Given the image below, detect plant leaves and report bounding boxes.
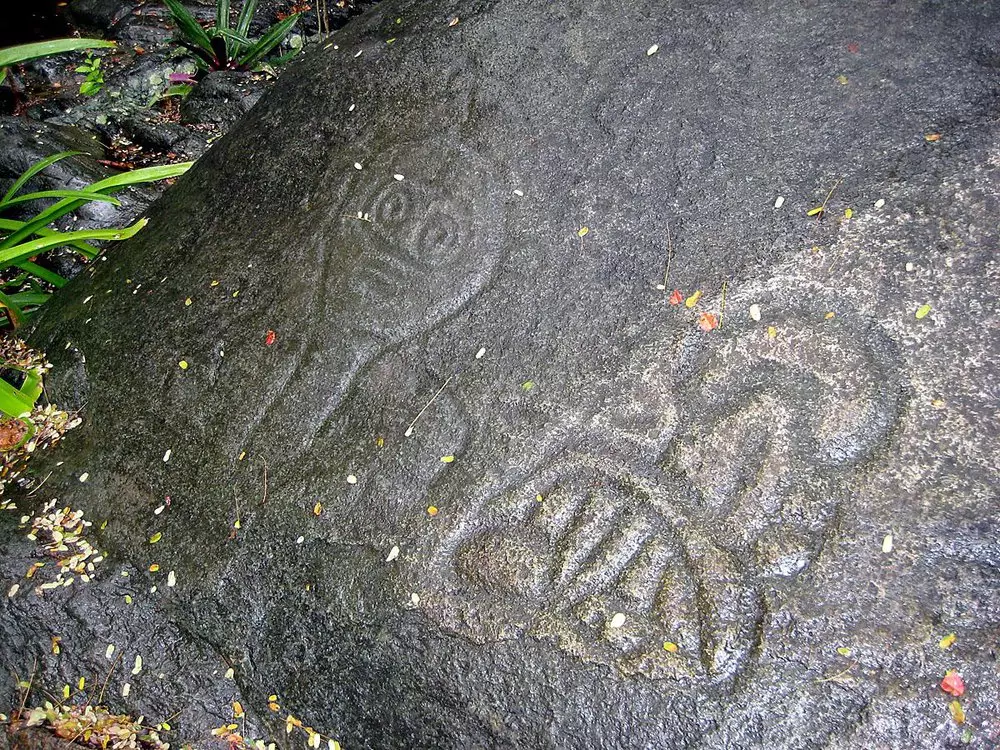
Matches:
[236,13,300,69]
[0,39,115,70]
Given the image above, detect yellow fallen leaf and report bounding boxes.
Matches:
[427,506,439,516]
[663,641,678,653]
[807,206,824,217]
[62,684,70,699]
[767,326,777,339]
[844,208,853,219]
[149,532,162,543]
[949,700,965,724]
[825,312,836,320]
[313,502,323,516]
[931,398,946,408]
[184,297,192,306]
[939,633,956,649]
[149,563,160,572]
[577,226,589,237]
[440,455,455,463]
[178,360,188,370]
[915,304,931,319]
[375,436,384,448]
[925,133,941,142]
[210,280,220,287]
[837,647,851,656]
[685,290,702,308]
[233,701,244,717]
[836,74,849,84]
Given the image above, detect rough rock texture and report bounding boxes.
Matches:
[2,0,1000,747]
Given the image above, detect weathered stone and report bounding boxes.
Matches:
[2,1,999,747]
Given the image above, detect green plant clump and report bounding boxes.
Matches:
[0,151,192,330]
[163,0,301,71]
[75,52,105,96]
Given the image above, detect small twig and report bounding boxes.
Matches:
[812,177,843,220]
[96,651,121,706]
[233,486,241,532]
[404,374,454,437]
[260,458,268,505]
[815,660,857,683]
[15,657,37,718]
[660,221,674,293]
[27,471,52,496]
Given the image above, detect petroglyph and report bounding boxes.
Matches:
[410,300,904,683]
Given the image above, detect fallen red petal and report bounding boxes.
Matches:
[697,312,719,332]
[265,330,276,346]
[847,42,860,54]
[941,671,965,697]
[668,289,683,305]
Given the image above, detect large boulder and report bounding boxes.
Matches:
[3,0,999,747]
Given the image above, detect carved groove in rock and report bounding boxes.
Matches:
[410,305,904,683]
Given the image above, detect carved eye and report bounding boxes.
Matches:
[370,182,416,225]
[413,209,461,264]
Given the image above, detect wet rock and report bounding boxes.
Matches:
[180,71,263,127]
[66,0,138,35]
[3,1,1000,748]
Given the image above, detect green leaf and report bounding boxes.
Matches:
[216,0,231,31]
[216,27,253,49]
[0,151,81,207]
[237,13,299,69]
[0,218,149,271]
[15,261,67,288]
[0,161,191,253]
[20,369,44,404]
[235,0,260,38]
[0,377,35,419]
[0,218,101,258]
[915,304,931,319]
[163,0,216,59]
[0,38,115,69]
[2,189,121,209]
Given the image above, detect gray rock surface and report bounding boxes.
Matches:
[2,0,999,747]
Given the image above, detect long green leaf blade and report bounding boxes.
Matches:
[6,291,50,311]
[216,28,253,47]
[163,0,216,58]
[84,162,194,193]
[237,13,299,68]
[0,151,82,207]
[0,218,101,257]
[0,162,191,253]
[3,189,121,209]
[0,39,115,69]
[235,0,259,38]
[217,0,231,30]
[16,261,67,288]
[0,218,149,270]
